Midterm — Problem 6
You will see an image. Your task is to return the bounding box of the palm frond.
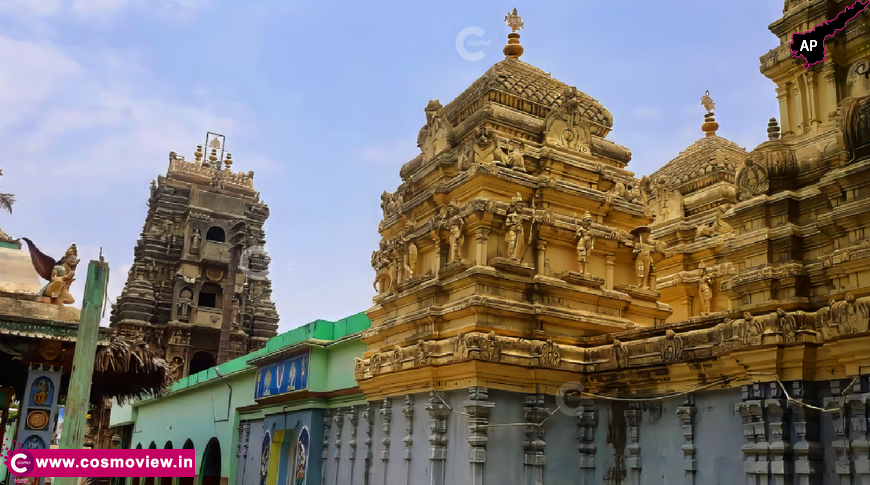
[0,192,14,214]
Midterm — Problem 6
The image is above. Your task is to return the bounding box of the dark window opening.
[198,292,217,308]
[205,226,226,242]
[189,351,216,376]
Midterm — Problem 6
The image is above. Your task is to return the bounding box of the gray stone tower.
[111,135,279,378]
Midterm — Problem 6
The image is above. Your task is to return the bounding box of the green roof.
[172,312,370,391]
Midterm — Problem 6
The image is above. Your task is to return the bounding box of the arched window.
[159,442,174,485]
[198,283,222,309]
[201,437,221,485]
[189,351,216,375]
[205,227,226,243]
[178,439,195,485]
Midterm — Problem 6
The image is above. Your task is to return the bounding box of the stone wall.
[317,382,870,484]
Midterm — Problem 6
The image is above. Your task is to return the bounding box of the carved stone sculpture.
[734,157,769,200]
[448,215,465,262]
[177,288,193,321]
[417,100,450,159]
[631,231,665,290]
[698,269,713,314]
[544,87,594,151]
[472,127,497,165]
[505,194,527,260]
[573,212,595,274]
[840,93,870,162]
[652,178,684,223]
[190,228,201,255]
[696,205,734,239]
[496,141,527,172]
[661,329,683,362]
[24,240,80,305]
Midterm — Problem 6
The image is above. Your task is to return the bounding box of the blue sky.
[0,0,783,331]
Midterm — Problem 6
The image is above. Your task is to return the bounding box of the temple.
[103,2,870,484]
[109,135,280,379]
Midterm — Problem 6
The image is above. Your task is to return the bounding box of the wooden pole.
[55,260,108,485]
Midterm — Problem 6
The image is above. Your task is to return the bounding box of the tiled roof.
[651,135,747,193]
[443,58,613,128]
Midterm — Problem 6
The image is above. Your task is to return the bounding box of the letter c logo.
[10,451,34,476]
[456,26,486,62]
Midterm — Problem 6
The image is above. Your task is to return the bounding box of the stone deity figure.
[39,244,79,305]
[776,308,798,342]
[505,210,525,259]
[632,241,654,289]
[698,270,713,314]
[177,288,193,320]
[448,216,464,262]
[406,241,418,277]
[573,212,595,274]
[190,228,202,255]
[496,142,527,172]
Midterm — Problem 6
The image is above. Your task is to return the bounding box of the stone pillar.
[825,379,851,485]
[348,406,360,484]
[380,398,393,462]
[765,383,792,485]
[736,384,769,485]
[605,254,616,290]
[823,64,839,123]
[625,402,642,485]
[536,239,547,275]
[776,85,792,136]
[402,395,414,485]
[462,387,494,485]
[578,400,598,485]
[426,391,449,485]
[475,228,491,267]
[523,394,548,485]
[788,382,822,485]
[322,410,332,485]
[804,71,818,127]
[794,78,805,134]
[676,396,696,485]
[363,403,375,485]
[333,409,345,485]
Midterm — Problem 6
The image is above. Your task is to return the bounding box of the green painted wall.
[127,367,254,480]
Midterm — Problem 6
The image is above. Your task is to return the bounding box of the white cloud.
[0,0,207,18]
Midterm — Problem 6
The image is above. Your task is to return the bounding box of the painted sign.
[293,427,310,485]
[28,377,54,407]
[15,365,62,485]
[254,352,309,399]
[259,430,271,485]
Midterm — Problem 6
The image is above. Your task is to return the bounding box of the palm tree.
[0,168,13,214]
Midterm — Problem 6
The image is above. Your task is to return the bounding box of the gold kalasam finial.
[505,8,523,32]
[701,90,715,113]
[503,8,524,59]
[224,153,233,170]
[701,91,719,137]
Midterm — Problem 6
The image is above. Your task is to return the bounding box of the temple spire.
[503,8,524,60]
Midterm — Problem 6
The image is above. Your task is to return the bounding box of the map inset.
[790,0,869,68]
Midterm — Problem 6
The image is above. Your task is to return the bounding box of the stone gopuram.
[110,135,279,378]
[319,5,870,485]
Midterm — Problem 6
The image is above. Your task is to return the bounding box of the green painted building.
[109,312,370,485]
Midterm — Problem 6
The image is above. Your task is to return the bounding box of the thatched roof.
[91,338,172,405]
